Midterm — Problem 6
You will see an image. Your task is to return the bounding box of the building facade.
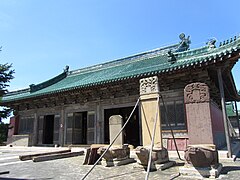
[1,34,240,149]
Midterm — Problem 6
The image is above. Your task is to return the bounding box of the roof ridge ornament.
[219,35,239,47]
[167,50,177,64]
[64,65,69,73]
[206,38,216,49]
[176,33,191,52]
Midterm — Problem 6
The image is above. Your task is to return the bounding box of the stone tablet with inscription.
[109,115,123,146]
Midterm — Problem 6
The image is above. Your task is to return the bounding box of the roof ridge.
[69,43,180,76]
[219,35,240,47]
[174,45,209,59]
[29,71,67,92]
[175,35,240,60]
[3,88,30,97]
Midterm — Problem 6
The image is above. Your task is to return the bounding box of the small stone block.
[101,158,136,167]
[133,161,175,171]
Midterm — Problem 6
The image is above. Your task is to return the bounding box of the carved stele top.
[109,115,122,125]
[140,76,159,95]
[184,82,210,104]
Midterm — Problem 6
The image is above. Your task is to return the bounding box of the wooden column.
[139,76,162,146]
[217,68,232,157]
[234,101,240,137]
[33,112,38,146]
[60,108,65,146]
[96,102,103,143]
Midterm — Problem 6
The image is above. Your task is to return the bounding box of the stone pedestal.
[135,146,171,171]
[83,144,107,165]
[97,144,136,167]
[101,157,136,167]
[184,145,219,167]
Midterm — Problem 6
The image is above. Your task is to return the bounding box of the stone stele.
[109,115,123,146]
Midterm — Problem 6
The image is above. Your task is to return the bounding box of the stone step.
[32,151,84,162]
[0,171,10,175]
[19,149,71,161]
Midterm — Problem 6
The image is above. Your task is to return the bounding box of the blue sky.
[0,1,240,91]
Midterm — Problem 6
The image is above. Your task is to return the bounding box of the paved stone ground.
[0,147,240,180]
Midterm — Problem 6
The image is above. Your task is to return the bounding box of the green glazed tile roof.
[2,36,240,103]
[226,102,240,117]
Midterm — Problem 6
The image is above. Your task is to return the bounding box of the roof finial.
[64,65,69,73]
[176,33,191,52]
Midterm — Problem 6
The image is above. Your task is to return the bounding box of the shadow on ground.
[174,162,185,167]
[220,166,240,174]
[98,170,143,179]
[0,178,53,180]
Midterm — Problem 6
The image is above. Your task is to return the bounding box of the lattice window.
[18,116,34,134]
[160,100,186,130]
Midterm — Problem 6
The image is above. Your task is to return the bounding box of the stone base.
[184,145,219,167]
[97,144,130,161]
[179,163,222,179]
[135,146,169,171]
[97,144,134,167]
[133,161,175,171]
[101,158,136,167]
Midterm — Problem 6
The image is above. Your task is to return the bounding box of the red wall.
[167,137,189,150]
[210,102,224,132]
[8,116,19,138]
[210,102,226,148]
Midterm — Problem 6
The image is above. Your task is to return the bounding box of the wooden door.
[38,116,44,144]
[65,113,73,145]
[53,115,60,145]
[87,111,95,144]
[73,112,83,144]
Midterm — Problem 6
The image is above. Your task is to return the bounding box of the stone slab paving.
[0,147,240,179]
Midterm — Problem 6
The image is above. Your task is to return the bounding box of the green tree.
[0,122,8,144]
[0,47,15,121]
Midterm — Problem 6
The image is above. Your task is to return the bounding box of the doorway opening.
[43,115,54,144]
[104,106,140,147]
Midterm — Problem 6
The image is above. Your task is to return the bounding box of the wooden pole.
[60,108,65,146]
[217,68,232,157]
[234,101,240,137]
[33,112,38,145]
